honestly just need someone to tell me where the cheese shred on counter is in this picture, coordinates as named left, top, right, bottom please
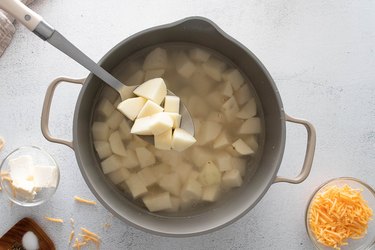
left=309, top=184, right=373, bottom=249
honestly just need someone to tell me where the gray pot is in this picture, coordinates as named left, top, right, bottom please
left=41, top=17, right=316, bottom=236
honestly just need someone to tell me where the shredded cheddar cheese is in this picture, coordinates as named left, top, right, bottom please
left=74, top=196, right=97, bottom=205
left=45, top=216, right=64, bottom=223
left=68, top=230, right=75, bottom=245
left=81, top=227, right=100, bottom=239
left=309, top=184, right=373, bottom=249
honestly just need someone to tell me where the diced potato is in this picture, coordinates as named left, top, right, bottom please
left=142, top=192, right=172, bottom=212
left=154, top=129, right=172, bottom=150
left=187, top=170, right=200, bottom=182
left=106, top=110, right=124, bottom=130
left=130, top=116, right=153, bottom=135
left=107, top=167, right=130, bottom=184
left=215, top=152, right=232, bottom=172
left=207, top=111, right=226, bottom=124
left=121, top=149, right=139, bottom=169
left=221, top=96, right=239, bottom=122
left=181, top=178, right=202, bottom=201
left=196, top=121, right=222, bottom=145
left=225, top=145, right=241, bottom=157
left=126, top=174, right=148, bottom=198
left=171, top=161, right=193, bottom=183
left=166, top=196, right=181, bottom=212
left=206, top=90, right=227, bottom=110
left=172, top=128, right=196, bottom=152
left=202, top=185, right=221, bottom=202
left=189, top=48, right=210, bottom=62
left=221, top=81, right=233, bottom=97
left=198, top=161, right=221, bottom=186
left=101, top=155, right=122, bottom=174
left=126, top=70, right=145, bottom=86
left=236, top=98, right=257, bottom=119
left=118, top=120, right=132, bottom=140
left=235, top=84, right=252, bottom=106
left=135, top=147, right=156, bottom=168
left=109, top=131, right=127, bottom=157
left=243, top=135, right=259, bottom=152
left=92, top=122, right=110, bottom=141
left=158, top=173, right=181, bottom=196
left=144, top=69, right=165, bottom=81
left=143, top=47, right=168, bottom=70
left=137, top=100, right=163, bottom=118
left=190, top=70, right=216, bottom=95
left=158, top=150, right=182, bottom=166
left=175, top=52, right=197, bottom=78
left=238, top=117, right=262, bottom=134
left=164, top=96, right=180, bottom=113
left=133, top=78, right=167, bottom=105
left=187, top=95, right=210, bottom=117
left=117, top=97, right=147, bottom=121
left=232, top=139, right=254, bottom=155
left=149, top=112, right=174, bottom=135
left=222, top=169, right=243, bottom=189
left=94, top=141, right=112, bottom=160
left=222, top=69, right=244, bottom=91
left=96, top=99, right=114, bottom=119
left=231, top=158, right=247, bottom=177
left=213, top=131, right=231, bottom=149
left=202, top=57, right=227, bottom=81
left=100, top=87, right=118, bottom=103
left=151, top=163, right=171, bottom=180
left=113, top=97, right=122, bottom=108
left=164, top=112, right=181, bottom=128
left=137, top=167, right=157, bottom=187
left=191, top=147, right=213, bottom=168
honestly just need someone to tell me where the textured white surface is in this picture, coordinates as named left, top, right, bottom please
left=1, top=0, right=375, bottom=249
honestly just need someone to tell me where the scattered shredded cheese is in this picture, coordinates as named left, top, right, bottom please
left=45, top=216, right=64, bottom=223
left=0, top=186, right=2, bottom=191
left=68, top=230, right=75, bottom=245
left=80, top=234, right=100, bottom=244
left=81, top=227, right=100, bottom=239
left=309, top=184, right=373, bottom=249
left=74, top=196, right=97, bottom=205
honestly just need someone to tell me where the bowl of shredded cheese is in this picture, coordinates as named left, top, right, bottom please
left=0, top=146, right=60, bottom=206
left=306, top=177, right=374, bottom=250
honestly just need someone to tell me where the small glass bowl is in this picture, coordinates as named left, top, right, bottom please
left=0, top=146, right=60, bottom=207
left=305, top=177, right=375, bottom=250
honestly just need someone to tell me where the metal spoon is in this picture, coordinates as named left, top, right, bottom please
left=0, top=0, right=194, bottom=140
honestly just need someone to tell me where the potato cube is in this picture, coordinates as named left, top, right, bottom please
left=144, top=69, right=165, bottom=81
left=243, top=135, right=259, bottom=152
left=135, top=147, right=156, bottom=168
left=176, top=52, right=197, bottom=78
left=121, top=149, right=139, bottom=169
left=142, top=192, right=172, bottom=212
left=222, top=69, right=244, bottom=91
left=197, top=121, right=222, bottom=145
left=92, top=122, right=110, bottom=141
left=118, top=120, right=132, bottom=140
left=107, top=167, right=130, bottom=184
left=198, top=161, right=221, bottom=186
left=117, top=97, right=147, bottom=121
left=137, top=167, right=157, bottom=187
left=181, top=179, right=202, bottom=200
left=202, top=185, right=221, bottom=202
left=130, top=116, right=153, bottom=135
left=190, top=70, right=216, bottom=95
left=100, top=87, right=118, bottom=103
left=171, top=161, right=193, bottom=183
left=239, top=117, right=262, bottom=134
left=109, top=131, right=127, bottom=157
left=189, top=48, right=210, bottom=62
left=133, top=78, right=167, bottom=105
left=137, top=100, right=163, bottom=118
left=221, top=81, right=233, bottom=97
left=151, top=163, right=171, bottom=180
left=106, top=110, right=124, bottom=130
left=126, top=174, right=148, bottom=198
left=126, top=70, right=145, bottom=86
left=191, top=147, right=213, bottom=168
left=94, top=141, right=112, bottom=160
left=164, top=96, right=180, bottom=113
left=207, top=111, right=226, bottom=124
left=101, top=155, right=122, bottom=174
left=236, top=98, right=257, bottom=119
left=202, top=57, right=227, bottom=81
left=206, top=91, right=227, bottom=110
left=172, top=128, right=196, bottom=152
left=215, top=152, right=232, bottom=172
left=158, top=173, right=181, bottom=196
left=187, top=95, right=210, bottom=117
left=232, top=139, right=254, bottom=155
left=143, top=47, right=168, bottom=70
left=154, top=129, right=172, bottom=150
left=187, top=170, right=200, bottom=182
left=164, top=112, right=181, bottom=128
left=149, top=112, right=174, bottom=135
left=231, top=158, right=247, bottom=177
left=222, top=169, right=243, bottom=189
left=213, top=131, right=231, bottom=149
left=235, top=84, right=252, bottom=106
left=158, top=150, right=182, bottom=166
left=96, top=99, right=114, bottom=119
left=221, top=96, right=239, bottom=122
left=165, top=196, right=181, bottom=212
left=225, top=145, right=241, bottom=157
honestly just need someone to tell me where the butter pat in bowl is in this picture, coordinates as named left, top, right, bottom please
left=0, top=146, right=59, bottom=206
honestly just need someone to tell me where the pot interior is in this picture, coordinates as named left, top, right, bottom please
left=73, top=17, right=286, bottom=236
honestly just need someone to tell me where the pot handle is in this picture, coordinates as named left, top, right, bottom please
left=41, top=76, right=85, bottom=149
left=273, top=114, right=316, bottom=184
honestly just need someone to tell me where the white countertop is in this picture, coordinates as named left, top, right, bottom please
left=1, top=0, right=374, bottom=249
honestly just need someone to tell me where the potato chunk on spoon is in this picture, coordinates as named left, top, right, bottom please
left=0, top=0, right=194, bottom=144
